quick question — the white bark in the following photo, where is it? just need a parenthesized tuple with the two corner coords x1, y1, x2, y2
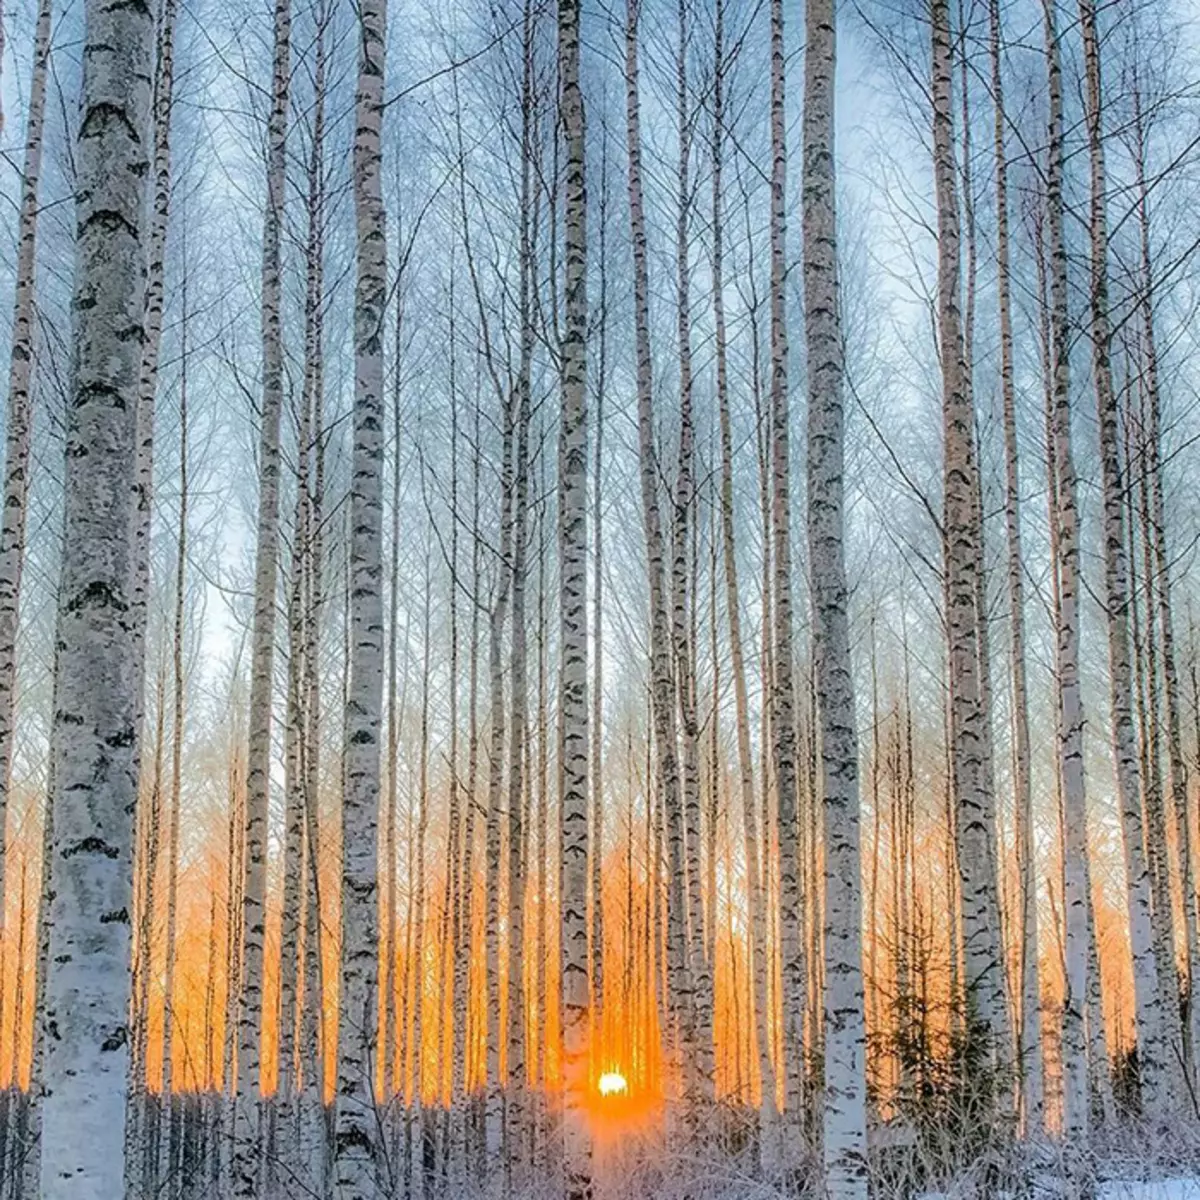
(232, 0, 290, 1188)
(670, 0, 715, 1107)
(1042, 0, 1091, 1138)
(506, 3, 535, 1165)
(159, 262, 188, 1194)
(931, 0, 1009, 1070)
(558, 0, 591, 1189)
(990, 0, 1042, 1133)
(802, 2, 867, 1194)
(39, 0, 154, 1186)
(768, 0, 806, 1126)
(0, 0, 51, 956)
(1131, 74, 1200, 1081)
(624, 0, 695, 1123)
(1077, 0, 1177, 1115)
(333, 0, 387, 1188)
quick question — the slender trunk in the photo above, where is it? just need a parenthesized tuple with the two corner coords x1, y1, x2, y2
(670, 0, 714, 1106)
(298, 14, 328, 1179)
(769, 0, 805, 1125)
(624, 0, 693, 1122)
(1131, 74, 1200, 1080)
(590, 122, 606, 1099)
(803, 2, 867, 1192)
(558, 0, 591, 1187)
(507, 49, 535, 1156)
(712, 0, 775, 1132)
(159, 264, 189, 1195)
(990, 0, 1042, 1133)
(1131, 375, 1181, 1100)
(382, 231, 405, 1112)
(333, 0, 387, 1188)
(233, 0, 290, 1187)
(0, 0, 52, 976)
(1042, 2, 1091, 1135)
(932, 0, 1009, 1072)
(1077, 0, 1175, 1114)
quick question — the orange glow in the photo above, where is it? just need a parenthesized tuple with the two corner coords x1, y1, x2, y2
(598, 1070, 627, 1097)
(0, 694, 1144, 1133)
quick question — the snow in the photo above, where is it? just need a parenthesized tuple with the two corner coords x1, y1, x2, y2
(1098, 1184, 1200, 1200)
(916, 1185, 1200, 1200)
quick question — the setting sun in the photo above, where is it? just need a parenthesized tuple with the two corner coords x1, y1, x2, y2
(598, 1072, 628, 1098)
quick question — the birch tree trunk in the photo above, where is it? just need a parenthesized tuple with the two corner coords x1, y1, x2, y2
(931, 0, 1009, 1076)
(990, 0, 1042, 1134)
(504, 6, 535, 1170)
(802, 2, 867, 1193)
(125, 5, 181, 1172)
(38, 0, 154, 1185)
(333, 0, 387, 1186)
(278, 234, 314, 1184)
(711, 0, 775, 1142)
(1131, 74, 1200, 1080)
(559, 0, 591, 1191)
(768, 0, 806, 1127)
(1076, 0, 1176, 1116)
(1130, 377, 1182, 1109)
(1042, 0, 1091, 1138)
(591, 145, 606, 1099)
(298, 15, 328, 1179)
(233, 0, 290, 1188)
(507, 107, 534, 1162)
(159, 264, 189, 1195)
(624, 0, 695, 1125)
(0, 0, 51, 961)
(670, 0, 715, 1107)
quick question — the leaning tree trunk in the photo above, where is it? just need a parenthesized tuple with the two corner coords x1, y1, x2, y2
(0, 0, 51, 965)
(558, 0, 591, 1192)
(1042, 0, 1092, 1139)
(333, 0, 387, 1189)
(1077, 0, 1175, 1116)
(233, 0, 290, 1190)
(803, 3, 867, 1195)
(38, 0, 154, 1187)
(931, 0, 1010, 1075)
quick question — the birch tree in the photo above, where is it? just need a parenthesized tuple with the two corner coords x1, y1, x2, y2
(38, 0, 154, 1188)
(558, 0, 591, 1191)
(802, 2, 867, 1194)
(711, 0, 774, 1146)
(768, 0, 806, 1126)
(1078, 0, 1180, 1114)
(233, 0, 290, 1188)
(930, 0, 1009, 1077)
(990, 0, 1042, 1132)
(624, 0, 695, 1123)
(1042, 0, 1091, 1138)
(333, 0, 387, 1184)
(0, 0, 51, 957)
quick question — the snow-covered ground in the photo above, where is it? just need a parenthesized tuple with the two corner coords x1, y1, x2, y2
(917, 1184, 1200, 1200)
(1097, 1183, 1200, 1199)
